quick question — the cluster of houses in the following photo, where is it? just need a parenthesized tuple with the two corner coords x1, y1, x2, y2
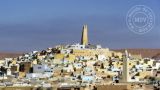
(0, 43, 160, 88)
(0, 25, 159, 90)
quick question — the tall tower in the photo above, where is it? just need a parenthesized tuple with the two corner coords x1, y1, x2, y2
(81, 25, 88, 45)
(122, 50, 130, 82)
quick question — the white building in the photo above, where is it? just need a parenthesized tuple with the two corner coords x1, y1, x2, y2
(97, 55, 106, 61)
(33, 64, 53, 73)
(68, 43, 85, 49)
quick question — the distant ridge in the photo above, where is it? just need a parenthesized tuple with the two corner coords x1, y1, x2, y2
(112, 49, 160, 59)
(0, 52, 22, 59)
(1, 49, 160, 60)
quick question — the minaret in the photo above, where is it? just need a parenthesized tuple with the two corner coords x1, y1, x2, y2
(122, 50, 130, 82)
(81, 25, 88, 45)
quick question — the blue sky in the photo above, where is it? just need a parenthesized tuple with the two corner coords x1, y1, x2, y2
(0, 0, 160, 52)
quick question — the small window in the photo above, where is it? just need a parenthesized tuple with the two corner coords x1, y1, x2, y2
(38, 67, 41, 69)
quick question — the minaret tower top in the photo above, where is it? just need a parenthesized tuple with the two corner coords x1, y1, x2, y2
(81, 25, 88, 45)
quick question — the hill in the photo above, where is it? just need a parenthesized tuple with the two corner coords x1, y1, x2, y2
(0, 52, 22, 59)
(112, 49, 160, 59)
(1, 49, 160, 60)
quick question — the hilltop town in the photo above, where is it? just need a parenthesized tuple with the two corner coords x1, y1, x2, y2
(0, 25, 160, 90)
